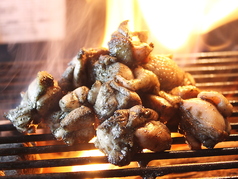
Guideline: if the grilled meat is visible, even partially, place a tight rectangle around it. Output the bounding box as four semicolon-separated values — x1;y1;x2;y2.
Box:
179;97;231;149
170;85;201;100
143;55;195;91
59;86;89;112
142;94;178;124
94;105;159;166
197;91;233;117
48;86;95;145
5;71;62;133
135;121;172;152
58;48;109;92
88;80;142;122
93;54;134;83
108;20;153;67
115;65;160;94
53;106;96;145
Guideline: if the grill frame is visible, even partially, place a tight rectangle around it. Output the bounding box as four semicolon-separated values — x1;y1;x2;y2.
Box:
0;51;238;178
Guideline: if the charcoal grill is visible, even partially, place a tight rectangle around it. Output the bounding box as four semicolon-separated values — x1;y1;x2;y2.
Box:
0;51;238;178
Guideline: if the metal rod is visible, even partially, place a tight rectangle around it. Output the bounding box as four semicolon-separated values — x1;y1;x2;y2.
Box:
0;134;55;144
1;160;238;179
0;147;237;170
0;143;96;156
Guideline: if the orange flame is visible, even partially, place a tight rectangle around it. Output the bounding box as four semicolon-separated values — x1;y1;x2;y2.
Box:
103;0;238;53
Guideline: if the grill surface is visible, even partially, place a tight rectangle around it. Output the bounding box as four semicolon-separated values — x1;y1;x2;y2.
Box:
0;51;238;178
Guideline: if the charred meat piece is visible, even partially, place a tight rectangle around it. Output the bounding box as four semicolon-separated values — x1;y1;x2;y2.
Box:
59;86;89;112
94;105;158;166
5;71;62;133
142;94;178;124
143;55;195;91
47;110;68;133
4;104;41;133
58;48;109;92
179;98;231;149
47;86;96;145
108;20;153;67
115;65;160;94
134;121;172;152
5;20;233;163
93;54;134;83
53;106;96;145
88;80;142;122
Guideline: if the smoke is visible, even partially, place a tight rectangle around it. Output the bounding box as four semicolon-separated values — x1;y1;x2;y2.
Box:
0;0;106;113
8;0;106;78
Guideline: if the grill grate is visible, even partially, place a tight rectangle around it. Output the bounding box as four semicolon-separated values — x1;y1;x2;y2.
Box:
0;51;238;178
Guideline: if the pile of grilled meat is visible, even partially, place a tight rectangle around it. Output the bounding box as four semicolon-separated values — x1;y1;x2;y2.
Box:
5;21;233;166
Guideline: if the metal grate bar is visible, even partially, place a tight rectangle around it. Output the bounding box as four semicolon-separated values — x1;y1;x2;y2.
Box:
1;132;238;146
1;136;238;157
0;143;95;156
0;148;238;170
1;161;238;179
0;134;55;144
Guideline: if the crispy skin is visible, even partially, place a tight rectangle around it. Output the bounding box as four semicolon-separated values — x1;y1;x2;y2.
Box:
5;71;62;133
59;86;89;112
143;55;188;91
198;91;233;117
48;86;95;145
95;105;158;166
89;81;142;122
58;48;109;92
108;20;153;67
93;55;134;83
53;106;96;145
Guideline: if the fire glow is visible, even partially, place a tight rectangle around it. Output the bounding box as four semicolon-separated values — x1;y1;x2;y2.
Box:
103;0;238;53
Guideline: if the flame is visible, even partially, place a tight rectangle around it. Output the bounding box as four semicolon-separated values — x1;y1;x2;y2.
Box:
71;150;118;172
103;0;238;53
71;137;119;172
